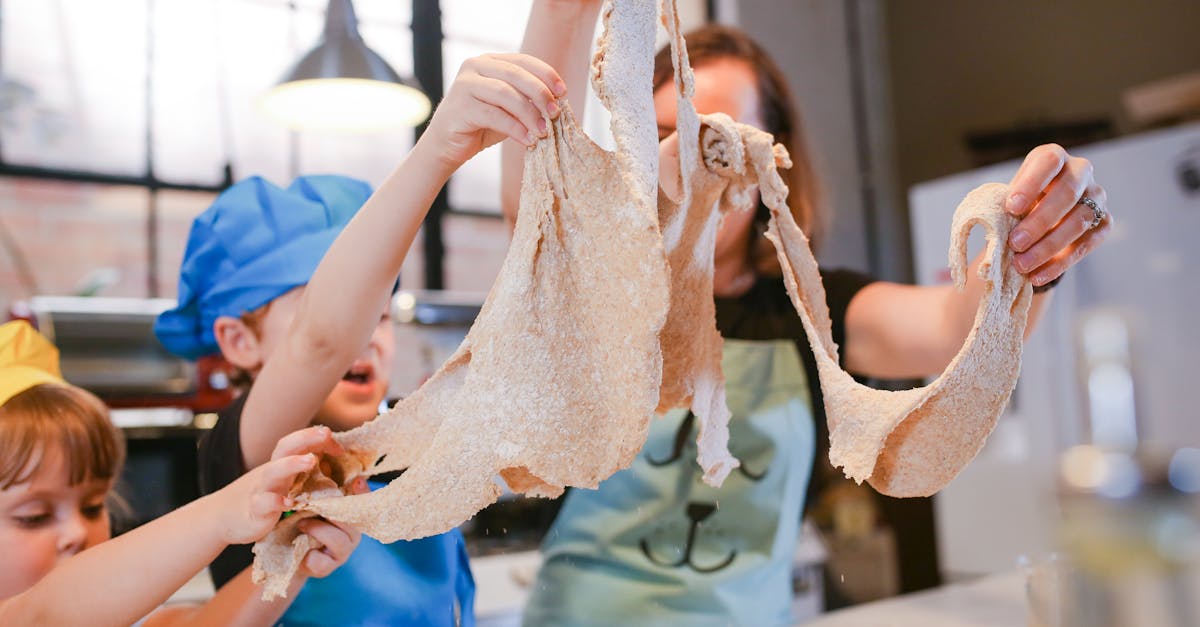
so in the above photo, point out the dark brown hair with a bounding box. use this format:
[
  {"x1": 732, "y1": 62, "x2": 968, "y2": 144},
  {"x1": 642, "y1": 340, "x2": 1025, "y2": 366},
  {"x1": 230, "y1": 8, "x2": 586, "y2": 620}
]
[
  {"x1": 0, "y1": 383, "x2": 125, "y2": 490},
  {"x1": 652, "y1": 24, "x2": 828, "y2": 261}
]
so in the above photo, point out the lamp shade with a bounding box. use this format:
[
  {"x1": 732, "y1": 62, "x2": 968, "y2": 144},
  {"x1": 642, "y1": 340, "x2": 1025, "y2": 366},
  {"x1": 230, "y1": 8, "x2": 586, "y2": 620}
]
[{"x1": 261, "y1": 0, "x2": 431, "y2": 132}]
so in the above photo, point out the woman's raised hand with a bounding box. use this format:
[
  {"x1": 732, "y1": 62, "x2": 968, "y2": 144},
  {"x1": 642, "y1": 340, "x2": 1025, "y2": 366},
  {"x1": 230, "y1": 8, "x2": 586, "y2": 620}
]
[{"x1": 1004, "y1": 143, "x2": 1113, "y2": 288}]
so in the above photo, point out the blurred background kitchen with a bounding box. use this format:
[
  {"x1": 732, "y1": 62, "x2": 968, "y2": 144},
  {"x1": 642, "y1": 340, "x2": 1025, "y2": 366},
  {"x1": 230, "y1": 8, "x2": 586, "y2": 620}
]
[{"x1": 2, "y1": 0, "x2": 1198, "y2": 624}]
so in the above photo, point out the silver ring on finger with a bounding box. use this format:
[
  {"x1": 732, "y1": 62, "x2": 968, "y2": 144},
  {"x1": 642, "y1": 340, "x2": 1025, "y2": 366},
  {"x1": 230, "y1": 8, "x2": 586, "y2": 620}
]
[{"x1": 1078, "y1": 196, "x2": 1107, "y2": 230}]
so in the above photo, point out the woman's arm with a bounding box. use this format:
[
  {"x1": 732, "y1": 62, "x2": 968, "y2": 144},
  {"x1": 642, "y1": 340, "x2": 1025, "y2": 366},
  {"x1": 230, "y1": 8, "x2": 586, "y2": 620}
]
[
  {"x1": 500, "y1": 0, "x2": 603, "y2": 227},
  {"x1": 841, "y1": 265, "x2": 1052, "y2": 379},
  {"x1": 0, "y1": 428, "x2": 340, "y2": 627},
  {"x1": 240, "y1": 54, "x2": 565, "y2": 469},
  {"x1": 842, "y1": 144, "x2": 1111, "y2": 379}
]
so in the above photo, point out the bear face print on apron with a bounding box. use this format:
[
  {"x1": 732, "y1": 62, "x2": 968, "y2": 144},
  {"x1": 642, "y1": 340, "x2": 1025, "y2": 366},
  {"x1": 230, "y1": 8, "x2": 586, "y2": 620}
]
[{"x1": 524, "y1": 339, "x2": 814, "y2": 627}]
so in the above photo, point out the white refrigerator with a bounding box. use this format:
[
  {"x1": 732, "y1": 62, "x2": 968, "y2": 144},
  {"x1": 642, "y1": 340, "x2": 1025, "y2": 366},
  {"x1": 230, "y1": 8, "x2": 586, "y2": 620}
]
[{"x1": 907, "y1": 122, "x2": 1200, "y2": 578}]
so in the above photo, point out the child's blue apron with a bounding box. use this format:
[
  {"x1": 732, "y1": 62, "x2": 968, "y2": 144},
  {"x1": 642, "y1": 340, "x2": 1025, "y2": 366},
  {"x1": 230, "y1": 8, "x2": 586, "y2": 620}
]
[{"x1": 280, "y1": 480, "x2": 476, "y2": 627}]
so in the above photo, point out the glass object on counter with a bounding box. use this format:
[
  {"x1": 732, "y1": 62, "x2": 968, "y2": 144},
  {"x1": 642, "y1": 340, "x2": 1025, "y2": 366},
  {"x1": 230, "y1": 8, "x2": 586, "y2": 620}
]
[
  {"x1": 1019, "y1": 552, "x2": 1078, "y2": 627},
  {"x1": 1055, "y1": 445, "x2": 1200, "y2": 627},
  {"x1": 1049, "y1": 309, "x2": 1200, "y2": 627}
]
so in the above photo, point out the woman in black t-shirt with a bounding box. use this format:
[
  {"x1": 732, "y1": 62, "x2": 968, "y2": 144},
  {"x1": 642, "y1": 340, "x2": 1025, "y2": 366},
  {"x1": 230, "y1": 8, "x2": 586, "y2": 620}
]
[{"x1": 505, "y1": 5, "x2": 1113, "y2": 626}]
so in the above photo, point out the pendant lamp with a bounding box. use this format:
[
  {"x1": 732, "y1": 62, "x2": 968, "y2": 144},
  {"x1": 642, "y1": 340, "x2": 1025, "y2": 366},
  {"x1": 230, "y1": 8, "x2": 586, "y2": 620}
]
[{"x1": 261, "y1": 0, "x2": 431, "y2": 132}]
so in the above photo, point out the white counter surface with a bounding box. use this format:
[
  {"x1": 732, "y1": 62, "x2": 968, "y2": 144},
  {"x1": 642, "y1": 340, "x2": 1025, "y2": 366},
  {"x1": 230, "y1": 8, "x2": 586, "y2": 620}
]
[
  {"x1": 473, "y1": 550, "x2": 542, "y2": 626},
  {"x1": 803, "y1": 571, "x2": 1026, "y2": 626},
  {"x1": 164, "y1": 551, "x2": 1028, "y2": 626},
  {"x1": 473, "y1": 550, "x2": 1028, "y2": 627}
]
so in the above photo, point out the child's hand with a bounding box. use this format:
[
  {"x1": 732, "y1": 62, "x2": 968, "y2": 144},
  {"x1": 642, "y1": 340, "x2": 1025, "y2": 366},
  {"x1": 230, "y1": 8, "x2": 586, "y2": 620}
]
[
  {"x1": 420, "y1": 53, "x2": 566, "y2": 175},
  {"x1": 293, "y1": 517, "x2": 362, "y2": 578},
  {"x1": 215, "y1": 426, "x2": 345, "y2": 545}
]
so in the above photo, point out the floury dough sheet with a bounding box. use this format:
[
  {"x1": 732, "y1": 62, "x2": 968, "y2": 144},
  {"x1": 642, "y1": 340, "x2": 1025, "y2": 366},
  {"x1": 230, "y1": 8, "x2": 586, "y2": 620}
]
[{"x1": 251, "y1": 0, "x2": 1029, "y2": 599}]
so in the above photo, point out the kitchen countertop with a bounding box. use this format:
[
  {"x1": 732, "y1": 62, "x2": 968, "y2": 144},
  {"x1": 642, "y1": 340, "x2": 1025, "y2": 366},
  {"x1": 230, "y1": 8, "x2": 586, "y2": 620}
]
[
  {"x1": 803, "y1": 571, "x2": 1026, "y2": 626},
  {"x1": 473, "y1": 550, "x2": 542, "y2": 627},
  {"x1": 163, "y1": 552, "x2": 1029, "y2": 626},
  {"x1": 472, "y1": 551, "x2": 1029, "y2": 627}
]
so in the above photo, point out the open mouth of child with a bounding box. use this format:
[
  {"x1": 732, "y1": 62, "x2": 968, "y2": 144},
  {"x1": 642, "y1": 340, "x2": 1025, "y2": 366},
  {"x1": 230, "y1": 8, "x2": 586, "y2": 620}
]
[{"x1": 339, "y1": 362, "x2": 376, "y2": 394}]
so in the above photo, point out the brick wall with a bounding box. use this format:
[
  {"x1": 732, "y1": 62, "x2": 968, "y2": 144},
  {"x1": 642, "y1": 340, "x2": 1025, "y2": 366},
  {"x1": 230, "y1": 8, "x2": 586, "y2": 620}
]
[{"x1": 0, "y1": 177, "x2": 510, "y2": 315}]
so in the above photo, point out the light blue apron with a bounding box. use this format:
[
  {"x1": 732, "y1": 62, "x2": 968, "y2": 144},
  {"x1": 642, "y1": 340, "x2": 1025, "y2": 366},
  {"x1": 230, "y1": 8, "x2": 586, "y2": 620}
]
[
  {"x1": 280, "y1": 479, "x2": 476, "y2": 627},
  {"x1": 523, "y1": 339, "x2": 814, "y2": 627}
]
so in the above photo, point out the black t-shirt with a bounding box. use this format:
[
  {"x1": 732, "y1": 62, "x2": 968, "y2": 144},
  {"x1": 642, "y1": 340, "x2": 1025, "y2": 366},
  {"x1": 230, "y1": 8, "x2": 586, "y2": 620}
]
[
  {"x1": 197, "y1": 393, "x2": 253, "y2": 588},
  {"x1": 713, "y1": 269, "x2": 875, "y2": 514},
  {"x1": 714, "y1": 269, "x2": 870, "y2": 347}
]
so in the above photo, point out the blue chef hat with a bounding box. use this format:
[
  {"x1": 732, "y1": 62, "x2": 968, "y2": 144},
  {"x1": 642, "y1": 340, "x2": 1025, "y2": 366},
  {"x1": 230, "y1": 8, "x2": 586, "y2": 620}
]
[{"x1": 155, "y1": 174, "x2": 374, "y2": 360}]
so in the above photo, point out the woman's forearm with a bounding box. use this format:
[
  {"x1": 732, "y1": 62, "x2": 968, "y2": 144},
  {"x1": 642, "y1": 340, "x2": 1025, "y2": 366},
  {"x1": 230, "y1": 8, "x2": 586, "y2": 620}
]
[
  {"x1": 942, "y1": 254, "x2": 1053, "y2": 345},
  {"x1": 845, "y1": 252, "x2": 1056, "y2": 379}
]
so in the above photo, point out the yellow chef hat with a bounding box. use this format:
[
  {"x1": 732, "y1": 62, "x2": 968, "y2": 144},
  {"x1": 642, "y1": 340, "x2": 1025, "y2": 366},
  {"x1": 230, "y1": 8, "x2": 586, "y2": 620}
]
[{"x1": 0, "y1": 320, "x2": 65, "y2": 407}]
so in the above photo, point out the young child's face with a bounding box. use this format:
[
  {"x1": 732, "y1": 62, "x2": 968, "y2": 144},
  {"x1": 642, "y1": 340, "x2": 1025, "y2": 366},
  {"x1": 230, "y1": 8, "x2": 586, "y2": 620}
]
[
  {"x1": 256, "y1": 287, "x2": 396, "y2": 431},
  {"x1": 0, "y1": 445, "x2": 112, "y2": 599}
]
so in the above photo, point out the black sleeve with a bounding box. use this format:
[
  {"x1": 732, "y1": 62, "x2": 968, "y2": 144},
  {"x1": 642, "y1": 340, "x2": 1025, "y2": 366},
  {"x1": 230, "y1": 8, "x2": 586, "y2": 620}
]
[
  {"x1": 197, "y1": 394, "x2": 254, "y2": 589},
  {"x1": 820, "y1": 267, "x2": 876, "y2": 361},
  {"x1": 197, "y1": 393, "x2": 248, "y2": 496}
]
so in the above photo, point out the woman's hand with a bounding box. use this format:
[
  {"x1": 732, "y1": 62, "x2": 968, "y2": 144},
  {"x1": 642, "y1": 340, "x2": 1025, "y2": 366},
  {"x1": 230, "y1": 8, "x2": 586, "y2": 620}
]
[
  {"x1": 215, "y1": 426, "x2": 344, "y2": 545},
  {"x1": 420, "y1": 53, "x2": 566, "y2": 177},
  {"x1": 1004, "y1": 143, "x2": 1113, "y2": 287}
]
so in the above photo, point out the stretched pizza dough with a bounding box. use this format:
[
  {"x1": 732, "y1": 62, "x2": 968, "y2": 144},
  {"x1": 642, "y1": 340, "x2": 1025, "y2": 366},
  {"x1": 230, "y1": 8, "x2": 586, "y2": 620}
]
[
  {"x1": 251, "y1": 478, "x2": 339, "y2": 600},
  {"x1": 253, "y1": 0, "x2": 673, "y2": 597},
  {"x1": 252, "y1": 0, "x2": 1028, "y2": 598},
  {"x1": 724, "y1": 120, "x2": 1032, "y2": 497},
  {"x1": 652, "y1": 0, "x2": 739, "y2": 485},
  {"x1": 309, "y1": 0, "x2": 665, "y2": 536}
]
